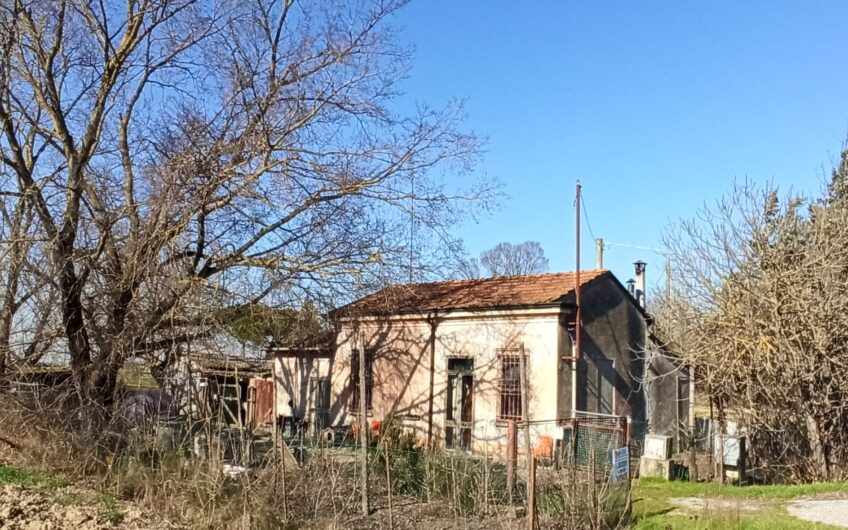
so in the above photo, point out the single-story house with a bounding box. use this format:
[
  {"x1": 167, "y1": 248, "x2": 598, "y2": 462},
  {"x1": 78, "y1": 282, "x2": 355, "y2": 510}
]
[
  {"x1": 165, "y1": 348, "x2": 273, "y2": 429},
  {"x1": 323, "y1": 266, "x2": 687, "y2": 457}
]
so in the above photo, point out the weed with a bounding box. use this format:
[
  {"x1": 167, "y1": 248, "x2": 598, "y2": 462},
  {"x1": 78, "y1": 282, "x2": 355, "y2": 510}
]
[{"x1": 0, "y1": 463, "x2": 68, "y2": 490}]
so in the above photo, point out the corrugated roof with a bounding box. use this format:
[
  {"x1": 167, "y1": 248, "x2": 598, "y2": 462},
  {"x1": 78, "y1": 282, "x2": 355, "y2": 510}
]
[
  {"x1": 188, "y1": 353, "x2": 272, "y2": 375},
  {"x1": 334, "y1": 270, "x2": 609, "y2": 316}
]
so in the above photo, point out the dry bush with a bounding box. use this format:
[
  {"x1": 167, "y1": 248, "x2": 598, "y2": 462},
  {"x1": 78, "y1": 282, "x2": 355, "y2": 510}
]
[
  {"x1": 537, "y1": 465, "x2": 629, "y2": 530},
  {"x1": 660, "y1": 155, "x2": 848, "y2": 481},
  {"x1": 0, "y1": 392, "x2": 629, "y2": 529}
]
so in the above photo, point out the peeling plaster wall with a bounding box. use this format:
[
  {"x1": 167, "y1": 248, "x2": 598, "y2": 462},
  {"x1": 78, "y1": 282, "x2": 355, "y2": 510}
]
[
  {"x1": 332, "y1": 308, "x2": 563, "y2": 456},
  {"x1": 328, "y1": 276, "x2": 685, "y2": 455},
  {"x1": 274, "y1": 354, "x2": 332, "y2": 422}
]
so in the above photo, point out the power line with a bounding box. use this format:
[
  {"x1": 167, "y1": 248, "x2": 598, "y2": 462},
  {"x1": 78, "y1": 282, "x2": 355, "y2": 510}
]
[
  {"x1": 578, "y1": 186, "x2": 666, "y2": 260},
  {"x1": 603, "y1": 241, "x2": 665, "y2": 254},
  {"x1": 579, "y1": 192, "x2": 597, "y2": 242}
]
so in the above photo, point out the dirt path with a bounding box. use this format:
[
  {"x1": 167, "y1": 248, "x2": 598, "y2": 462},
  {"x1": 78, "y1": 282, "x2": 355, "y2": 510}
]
[
  {"x1": 671, "y1": 496, "x2": 848, "y2": 528},
  {"x1": 0, "y1": 484, "x2": 180, "y2": 530},
  {"x1": 787, "y1": 499, "x2": 848, "y2": 528},
  {"x1": 669, "y1": 496, "x2": 767, "y2": 512}
]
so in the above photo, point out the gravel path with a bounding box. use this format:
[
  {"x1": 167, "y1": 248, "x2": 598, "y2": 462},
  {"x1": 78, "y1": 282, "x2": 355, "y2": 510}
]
[{"x1": 787, "y1": 499, "x2": 848, "y2": 528}]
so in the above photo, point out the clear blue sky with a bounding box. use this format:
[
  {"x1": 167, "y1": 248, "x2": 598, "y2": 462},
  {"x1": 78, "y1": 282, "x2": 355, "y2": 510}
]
[{"x1": 395, "y1": 1, "x2": 848, "y2": 289}]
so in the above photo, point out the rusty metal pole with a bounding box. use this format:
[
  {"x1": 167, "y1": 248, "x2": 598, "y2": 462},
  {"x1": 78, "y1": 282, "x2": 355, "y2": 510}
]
[
  {"x1": 426, "y1": 315, "x2": 436, "y2": 448},
  {"x1": 528, "y1": 456, "x2": 537, "y2": 530},
  {"x1": 280, "y1": 439, "x2": 288, "y2": 519},
  {"x1": 358, "y1": 338, "x2": 370, "y2": 515},
  {"x1": 384, "y1": 440, "x2": 394, "y2": 530},
  {"x1": 519, "y1": 344, "x2": 532, "y2": 521},
  {"x1": 507, "y1": 420, "x2": 517, "y2": 503}
]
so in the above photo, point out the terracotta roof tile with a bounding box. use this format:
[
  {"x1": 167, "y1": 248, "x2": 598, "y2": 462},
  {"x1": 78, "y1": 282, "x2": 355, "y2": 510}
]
[{"x1": 335, "y1": 270, "x2": 609, "y2": 316}]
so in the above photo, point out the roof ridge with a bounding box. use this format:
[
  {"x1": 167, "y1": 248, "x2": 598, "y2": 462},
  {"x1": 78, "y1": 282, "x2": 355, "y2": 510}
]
[
  {"x1": 389, "y1": 269, "x2": 608, "y2": 290},
  {"x1": 332, "y1": 269, "x2": 613, "y2": 316}
]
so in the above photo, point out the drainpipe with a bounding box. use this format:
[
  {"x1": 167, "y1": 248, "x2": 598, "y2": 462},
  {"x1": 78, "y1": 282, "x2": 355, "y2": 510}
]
[{"x1": 426, "y1": 310, "x2": 438, "y2": 448}]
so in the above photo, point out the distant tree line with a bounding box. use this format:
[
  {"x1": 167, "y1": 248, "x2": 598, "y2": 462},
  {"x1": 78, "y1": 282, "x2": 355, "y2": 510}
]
[{"x1": 459, "y1": 241, "x2": 549, "y2": 278}]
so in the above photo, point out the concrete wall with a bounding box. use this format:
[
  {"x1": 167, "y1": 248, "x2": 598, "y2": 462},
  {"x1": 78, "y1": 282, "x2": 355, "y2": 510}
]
[
  {"x1": 274, "y1": 354, "x2": 332, "y2": 422},
  {"x1": 644, "y1": 343, "x2": 689, "y2": 441},
  {"x1": 567, "y1": 275, "x2": 688, "y2": 441},
  {"x1": 332, "y1": 308, "x2": 564, "y2": 457},
  {"x1": 572, "y1": 276, "x2": 648, "y2": 422},
  {"x1": 328, "y1": 274, "x2": 687, "y2": 455}
]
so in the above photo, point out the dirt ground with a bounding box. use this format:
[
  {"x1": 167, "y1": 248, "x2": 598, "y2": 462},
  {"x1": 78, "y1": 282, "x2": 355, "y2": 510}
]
[
  {"x1": 786, "y1": 499, "x2": 848, "y2": 528},
  {"x1": 671, "y1": 495, "x2": 848, "y2": 528},
  {"x1": 0, "y1": 484, "x2": 183, "y2": 530}
]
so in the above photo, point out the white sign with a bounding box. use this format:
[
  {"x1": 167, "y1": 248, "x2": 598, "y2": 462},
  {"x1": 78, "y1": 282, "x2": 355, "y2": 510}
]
[
  {"x1": 715, "y1": 435, "x2": 746, "y2": 466},
  {"x1": 611, "y1": 447, "x2": 630, "y2": 483},
  {"x1": 643, "y1": 434, "x2": 672, "y2": 460}
]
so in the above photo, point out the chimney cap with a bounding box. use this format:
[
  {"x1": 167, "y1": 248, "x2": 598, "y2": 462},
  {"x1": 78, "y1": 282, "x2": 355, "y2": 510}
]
[
  {"x1": 634, "y1": 260, "x2": 647, "y2": 273},
  {"x1": 626, "y1": 278, "x2": 636, "y2": 286}
]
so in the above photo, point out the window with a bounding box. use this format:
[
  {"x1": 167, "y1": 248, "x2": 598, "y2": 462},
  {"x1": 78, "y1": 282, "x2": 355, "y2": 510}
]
[
  {"x1": 350, "y1": 349, "x2": 374, "y2": 411},
  {"x1": 312, "y1": 378, "x2": 332, "y2": 432},
  {"x1": 498, "y1": 350, "x2": 524, "y2": 420}
]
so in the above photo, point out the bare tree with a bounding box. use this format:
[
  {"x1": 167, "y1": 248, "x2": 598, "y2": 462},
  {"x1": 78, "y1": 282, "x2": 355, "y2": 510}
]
[
  {"x1": 660, "y1": 158, "x2": 848, "y2": 481},
  {"x1": 479, "y1": 241, "x2": 549, "y2": 277},
  {"x1": 455, "y1": 256, "x2": 481, "y2": 279},
  {"x1": 0, "y1": 170, "x2": 59, "y2": 377},
  {"x1": 0, "y1": 0, "x2": 491, "y2": 413}
]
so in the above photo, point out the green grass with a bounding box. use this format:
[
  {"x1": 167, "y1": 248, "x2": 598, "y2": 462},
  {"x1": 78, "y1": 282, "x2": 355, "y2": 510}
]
[
  {"x1": 632, "y1": 478, "x2": 848, "y2": 529},
  {"x1": 0, "y1": 463, "x2": 68, "y2": 490},
  {"x1": 637, "y1": 477, "x2": 848, "y2": 500}
]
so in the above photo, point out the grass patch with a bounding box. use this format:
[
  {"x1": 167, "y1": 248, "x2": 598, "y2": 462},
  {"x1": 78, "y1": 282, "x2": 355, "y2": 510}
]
[
  {"x1": 56, "y1": 490, "x2": 124, "y2": 523},
  {"x1": 1, "y1": 463, "x2": 124, "y2": 523},
  {"x1": 0, "y1": 463, "x2": 68, "y2": 490},
  {"x1": 634, "y1": 510, "x2": 838, "y2": 529},
  {"x1": 636, "y1": 477, "x2": 848, "y2": 500},
  {"x1": 632, "y1": 478, "x2": 848, "y2": 529}
]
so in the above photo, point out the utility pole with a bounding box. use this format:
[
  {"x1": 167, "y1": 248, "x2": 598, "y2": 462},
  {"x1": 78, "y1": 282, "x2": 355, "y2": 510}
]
[
  {"x1": 595, "y1": 238, "x2": 603, "y2": 270},
  {"x1": 573, "y1": 181, "x2": 582, "y2": 417}
]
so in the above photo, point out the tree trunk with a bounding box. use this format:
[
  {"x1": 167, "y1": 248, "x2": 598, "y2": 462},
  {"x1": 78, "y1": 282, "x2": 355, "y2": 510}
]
[
  {"x1": 57, "y1": 257, "x2": 93, "y2": 402},
  {"x1": 805, "y1": 412, "x2": 829, "y2": 481}
]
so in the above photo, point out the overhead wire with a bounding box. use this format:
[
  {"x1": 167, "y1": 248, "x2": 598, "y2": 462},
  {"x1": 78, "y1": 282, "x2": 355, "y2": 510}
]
[{"x1": 580, "y1": 191, "x2": 597, "y2": 243}]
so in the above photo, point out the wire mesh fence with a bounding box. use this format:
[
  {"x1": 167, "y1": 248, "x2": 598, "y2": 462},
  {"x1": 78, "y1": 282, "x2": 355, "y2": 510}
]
[
  {"x1": 240, "y1": 412, "x2": 639, "y2": 525},
  {"x1": 0, "y1": 388, "x2": 639, "y2": 529}
]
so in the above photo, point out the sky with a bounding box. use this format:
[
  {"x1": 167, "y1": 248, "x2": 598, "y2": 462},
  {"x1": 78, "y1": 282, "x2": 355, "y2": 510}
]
[{"x1": 394, "y1": 1, "x2": 848, "y2": 289}]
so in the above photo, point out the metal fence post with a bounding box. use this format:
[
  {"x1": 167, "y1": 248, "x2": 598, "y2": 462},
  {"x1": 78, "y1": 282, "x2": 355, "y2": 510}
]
[
  {"x1": 507, "y1": 420, "x2": 517, "y2": 503},
  {"x1": 528, "y1": 456, "x2": 537, "y2": 530}
]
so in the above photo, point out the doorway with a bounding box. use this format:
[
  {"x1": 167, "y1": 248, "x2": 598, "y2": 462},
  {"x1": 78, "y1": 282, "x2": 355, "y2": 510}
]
[
  {"x1": 311, "y1": 377, "x2": 332, "y2": 433},
  {"x1": 445, "y1": 358, "x2": 474, "y2": 451}
]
